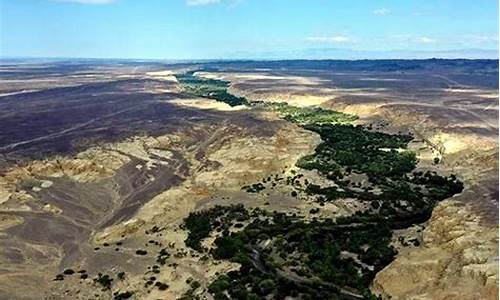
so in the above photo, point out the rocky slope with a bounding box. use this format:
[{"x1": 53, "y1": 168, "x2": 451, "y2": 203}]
[
  {"x1": 325, "y1": 90, "x2": 499, "y2": 300},
  {"x1": 0, "y1": 96, "x2": 320, "y2": 299}
]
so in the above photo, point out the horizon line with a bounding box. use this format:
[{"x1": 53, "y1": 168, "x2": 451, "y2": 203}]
[
  {"x1": 1, "y1": 47, "x2": 498, "y2": 62},
  {"x1": 1, "y1": 56, "x2": 499, "y2": 62}
]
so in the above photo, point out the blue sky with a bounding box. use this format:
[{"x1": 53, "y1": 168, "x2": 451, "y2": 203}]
[{"x1": 0, "y1": 0, "x2": 498, "y2": 59}]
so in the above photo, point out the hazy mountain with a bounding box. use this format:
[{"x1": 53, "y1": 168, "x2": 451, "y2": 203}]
[{"x1": 224, "y1": 48, "x2": 499, "y2": 60}]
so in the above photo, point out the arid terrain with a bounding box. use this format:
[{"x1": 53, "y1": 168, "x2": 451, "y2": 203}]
[{"x1": 0, "y1": 59, "x2": 497, "y2": 300}]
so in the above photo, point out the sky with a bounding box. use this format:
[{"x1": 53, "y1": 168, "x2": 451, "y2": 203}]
[{"x1": 0, "y1": 0, "x2": 498, "y2": 59}]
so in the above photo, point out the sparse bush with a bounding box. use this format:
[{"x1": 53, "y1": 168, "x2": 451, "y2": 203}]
[{"x1": 94, "y1": 273, "x2": 113, "y2": 290}]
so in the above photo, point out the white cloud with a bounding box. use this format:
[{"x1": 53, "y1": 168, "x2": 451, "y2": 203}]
[
  {"x1": 52, "y1": 0, "x2": 116, "y2": 4},
  {"x1": 186, "y1": 0, "x2": 221, "y2": 6},
  {"x1": 306, "y1": 35, "x2": 351, "y2": 43},
  {"x1": 469, "y1": 35, "x2": 498, "y2": 43},
  {"x1": 373, "y1": 8, "x2": 390, "y2": 15},
  {"x1": 418, "y1": 37, "x2": 435, "y2": 44}
]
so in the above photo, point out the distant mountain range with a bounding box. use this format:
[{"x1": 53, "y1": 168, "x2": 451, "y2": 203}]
[
  {"x1": 2, "y1": 49, "x2": 497, "y2": 62},
  {"x1": 224, "y1": 48, "x2": 499, "y2": 60}
]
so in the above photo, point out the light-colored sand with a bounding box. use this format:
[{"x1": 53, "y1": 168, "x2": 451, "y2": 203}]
[
  {"x1": 146, "y1": 70, "x2": 178, "y2": 82},
  {"x1": 168, "y1": 98, "x2": 247, "y2": 111}
]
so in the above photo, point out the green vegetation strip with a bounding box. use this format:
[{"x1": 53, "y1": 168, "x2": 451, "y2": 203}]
[
  {"x1": 50, "y1": 70, "x2": 465, "y2": 300},
  {"x1": 177, "y1": 72, "x2": 463, "y2": 300},
  {"x1": 183, "y1": 205, "x2": 391, "y2": 299},
  {"x1": 267, "y1": 102, "x2": 358, "y2": 124},
  {"x1": 176, "y1": 72, "x2": 248, "y2": 106}
]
